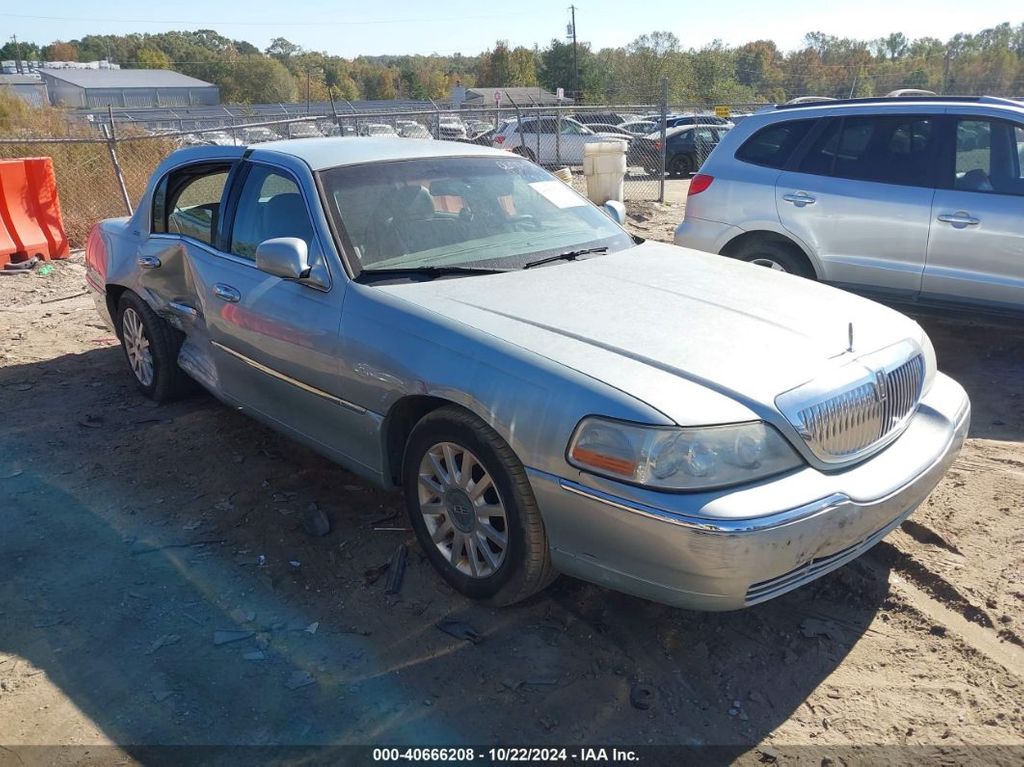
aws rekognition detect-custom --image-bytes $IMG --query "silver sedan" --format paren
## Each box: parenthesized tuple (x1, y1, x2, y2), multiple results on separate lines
(85, 138, 970, 609)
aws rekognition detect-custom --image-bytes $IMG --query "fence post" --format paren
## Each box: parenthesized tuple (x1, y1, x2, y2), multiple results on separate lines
(105, 105, 133, 216)
(555, 100, 562, 167)
(430, 98, 441, 139)
(659, 77, 668, 204)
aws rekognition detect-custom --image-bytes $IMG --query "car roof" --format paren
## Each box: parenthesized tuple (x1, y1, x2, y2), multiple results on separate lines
(250, 137, 508, 170)
(768, 94, 1024, 117)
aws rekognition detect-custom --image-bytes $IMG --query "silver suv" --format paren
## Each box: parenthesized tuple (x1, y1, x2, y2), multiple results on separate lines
(675, 96, 1024, 314)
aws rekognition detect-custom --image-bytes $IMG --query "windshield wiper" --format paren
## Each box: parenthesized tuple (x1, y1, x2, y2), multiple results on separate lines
(522, 246, 608, 269)
(358, 265, 510, 281)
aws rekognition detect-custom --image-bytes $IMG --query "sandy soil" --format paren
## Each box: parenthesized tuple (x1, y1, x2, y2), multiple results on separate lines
(1, 227, 1022, 762)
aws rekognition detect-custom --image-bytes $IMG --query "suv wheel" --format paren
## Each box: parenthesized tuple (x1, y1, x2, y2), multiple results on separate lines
(669, 155, 693, 178)
(732, 239, 814, 279)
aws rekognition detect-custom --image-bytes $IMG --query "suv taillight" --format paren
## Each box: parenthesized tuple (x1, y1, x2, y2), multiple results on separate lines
(688, 174, 714, 195)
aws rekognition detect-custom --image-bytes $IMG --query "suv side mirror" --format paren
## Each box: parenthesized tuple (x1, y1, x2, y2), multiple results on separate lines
(603, 200, 626, 226)
(255, 237, 310, 280)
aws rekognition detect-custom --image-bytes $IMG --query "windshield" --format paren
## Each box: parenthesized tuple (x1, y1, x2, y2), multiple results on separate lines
(319, 156, 634, 275)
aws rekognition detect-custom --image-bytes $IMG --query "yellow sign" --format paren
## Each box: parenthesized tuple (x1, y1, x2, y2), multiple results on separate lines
(714, 105, 731, 119)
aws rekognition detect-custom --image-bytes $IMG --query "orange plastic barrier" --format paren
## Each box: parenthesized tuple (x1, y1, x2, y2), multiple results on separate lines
(0, 157, 70, 268)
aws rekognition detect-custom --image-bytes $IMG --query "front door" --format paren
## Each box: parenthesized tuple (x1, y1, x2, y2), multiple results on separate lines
(923, 116, 1024, 311)
(776, 114, 939, 297)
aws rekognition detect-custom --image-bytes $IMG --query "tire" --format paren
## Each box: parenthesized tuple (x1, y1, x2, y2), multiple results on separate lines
(731, 238, 815, 279)
(117, 291, 193, 402)
(668, 154, 693, 178)
(402, 405, 556, 606)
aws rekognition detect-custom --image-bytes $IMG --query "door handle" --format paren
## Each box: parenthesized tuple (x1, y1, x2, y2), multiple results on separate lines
(213, 284, 241, 303)
(782, 192, 816, 207)
(137, 256, 161, 269)
(937, 212, 980, 227)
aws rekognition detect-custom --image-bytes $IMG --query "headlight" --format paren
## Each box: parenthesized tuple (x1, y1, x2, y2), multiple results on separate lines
(567, 417, 802, 491)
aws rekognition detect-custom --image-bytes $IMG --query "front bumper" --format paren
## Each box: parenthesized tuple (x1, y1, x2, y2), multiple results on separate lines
(529, 373, 970, 610)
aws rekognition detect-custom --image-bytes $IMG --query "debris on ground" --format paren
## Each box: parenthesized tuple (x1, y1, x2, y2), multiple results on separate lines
(435, 618, 483, 644)
(302, 503, 331, 537)
(284, 670, 316, 690)
(304, 622, 319, 635)
(145, 634, 181, 655)
(630, 683, 655, 710)
(363, 561, 391, 585)
(384, 544, 407, 595)
(213, 630, 255, 646)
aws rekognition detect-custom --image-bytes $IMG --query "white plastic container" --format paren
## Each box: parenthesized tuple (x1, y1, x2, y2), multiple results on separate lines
(582, 139, 628, 204)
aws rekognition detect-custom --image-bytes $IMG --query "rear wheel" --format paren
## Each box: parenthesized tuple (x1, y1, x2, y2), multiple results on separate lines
(731, 238, 815, 279)
(117, 291, 192, 402)
(402, 406, 556, 606)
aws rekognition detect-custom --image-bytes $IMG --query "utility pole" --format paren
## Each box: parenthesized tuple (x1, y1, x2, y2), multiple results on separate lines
(11, 35, 23, 74)
(568, 5, 579, 103)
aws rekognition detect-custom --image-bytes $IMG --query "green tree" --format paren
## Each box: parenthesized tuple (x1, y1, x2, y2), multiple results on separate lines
(220, 56, 297, 103)
(136, 48, 171, 69)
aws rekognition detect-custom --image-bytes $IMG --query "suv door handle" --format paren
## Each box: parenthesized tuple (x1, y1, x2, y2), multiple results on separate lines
(137, 256, 161, 269)
(937, 212, 980, 227)
(782, 192, 816, 207)
(213, 284, 241, 303)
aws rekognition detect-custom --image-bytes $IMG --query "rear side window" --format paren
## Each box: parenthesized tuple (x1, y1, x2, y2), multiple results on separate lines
(953, 118, 1024, 196)
(152, 164, 231, 244)
(798, 115, 939, 187)
(735, 120, 814, 168)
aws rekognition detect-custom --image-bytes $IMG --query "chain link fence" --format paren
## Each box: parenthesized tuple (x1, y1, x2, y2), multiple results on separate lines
(1, 94, 767, 247)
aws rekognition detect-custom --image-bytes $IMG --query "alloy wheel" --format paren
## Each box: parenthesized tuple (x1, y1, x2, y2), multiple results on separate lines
(416, 442, 509, 578)
(121, 307, 154, 387)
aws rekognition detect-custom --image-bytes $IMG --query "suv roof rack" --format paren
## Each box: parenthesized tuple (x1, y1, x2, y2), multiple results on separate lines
(774, 95, 1023, 110)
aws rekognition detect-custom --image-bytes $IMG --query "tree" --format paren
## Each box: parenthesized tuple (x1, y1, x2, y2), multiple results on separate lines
(42, 41, 79, 62)
(477, 41, 537, 87)
(266, 37, 302, 61)
(136, 48, 171, 69)
(220, 56, 297, 103)
(877, 32, 909, 61)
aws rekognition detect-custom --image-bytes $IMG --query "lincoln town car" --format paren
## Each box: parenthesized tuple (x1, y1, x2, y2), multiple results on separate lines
(85, 139, 970, 609)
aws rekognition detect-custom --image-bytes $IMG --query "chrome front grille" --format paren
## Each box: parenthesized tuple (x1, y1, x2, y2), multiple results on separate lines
(777, 344, 926, 464)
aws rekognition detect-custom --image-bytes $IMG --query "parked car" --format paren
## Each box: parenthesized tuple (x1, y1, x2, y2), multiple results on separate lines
(629, 124, 725, 177)
(85, 138, 969, 610)
(435, 120, 468, 141)
(399, 123, 433, 139)
(287, 122, 324, 139)
(584, 123, 634, 137)
(359, 123, 398, 137)
(240, 126, 280, 144)
(674, 95, 1024, 315)
(492, 116, 629, 164)
(199, 130, 240, 147)
(572, 112, 627, 126)
(620, 120, 659, 136)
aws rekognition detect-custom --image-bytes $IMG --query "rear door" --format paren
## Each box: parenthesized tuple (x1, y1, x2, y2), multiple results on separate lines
(923, 116, 1024, 311)
(775, 113, 940, 296)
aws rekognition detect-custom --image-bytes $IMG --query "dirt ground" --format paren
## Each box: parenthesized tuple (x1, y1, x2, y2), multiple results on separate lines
(1, 210, 1022, 763)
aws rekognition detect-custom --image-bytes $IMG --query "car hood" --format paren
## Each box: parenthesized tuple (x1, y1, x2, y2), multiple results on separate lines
(376, 241, 925, 424)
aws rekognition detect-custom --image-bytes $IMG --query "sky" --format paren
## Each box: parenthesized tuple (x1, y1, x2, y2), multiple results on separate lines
(2, 1, 1021, 58)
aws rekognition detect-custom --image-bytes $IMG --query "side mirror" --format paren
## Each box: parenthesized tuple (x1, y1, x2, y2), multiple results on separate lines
(603, 200, 626, 226)
(255, 237, 309, 280)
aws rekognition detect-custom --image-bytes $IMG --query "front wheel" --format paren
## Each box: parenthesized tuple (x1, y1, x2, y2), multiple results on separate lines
(402, 406, 556, 606)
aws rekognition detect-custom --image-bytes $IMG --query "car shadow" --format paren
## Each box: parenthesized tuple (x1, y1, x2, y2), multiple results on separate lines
(0, 311, 1010, 755)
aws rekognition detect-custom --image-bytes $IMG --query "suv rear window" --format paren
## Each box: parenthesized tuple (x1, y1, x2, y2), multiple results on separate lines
(735, 120, 814, 168)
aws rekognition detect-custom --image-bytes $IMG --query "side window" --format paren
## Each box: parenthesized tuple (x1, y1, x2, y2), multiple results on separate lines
(799, 116, 938, 186)
(954, 119, 1024, 196)
(155, 166, 230, 244)
(737, 120, 814, 169)
(230, 166, 316, 260)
